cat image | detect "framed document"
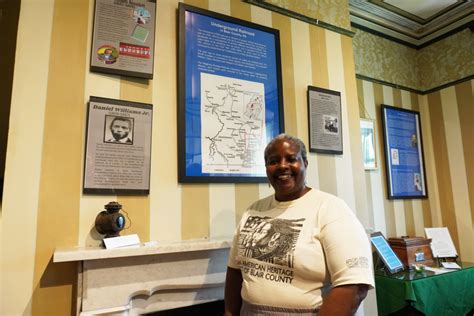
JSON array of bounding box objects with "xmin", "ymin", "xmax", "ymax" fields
[
  {"xmin": 370, "ymin": 232, "xmax": 405, "ymax": 274},
  {"xmin": 83, "ymin": 96, "xmax": 153, "ymax": 194},
  {"xmin": 178, "ymin": 4, "xmax": 284, "ymax": 183},
  {"xmin": 360, "ymin": 118, "xmax": 377, "ymax": 170},
  {"xmin": 381, "ymin": 104, "xmax": 427, "ymax": 199},
  {"xmin": 90, "ymin": 0, "xmax": 156, "ymax": 79},
  {"xmin": 307, "ymin": 86, "xmax": 343, "ymax": 154}
]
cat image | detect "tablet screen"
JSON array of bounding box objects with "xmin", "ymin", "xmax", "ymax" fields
[{"xmin": 370, "ymin": 232, "xmax": 404, "ymax": 274}]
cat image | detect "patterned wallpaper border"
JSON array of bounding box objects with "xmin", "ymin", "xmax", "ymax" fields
[
  {"xmin": 356, "ymin": 74, "xmax": 474, "ymax": 95},
  {"xmin": 353, "ymin": 27, "xmax": 474, "ymax": 92},
  {"xmin": 244, "ymin": 0, "xmax": 354, "ymax": 37}
]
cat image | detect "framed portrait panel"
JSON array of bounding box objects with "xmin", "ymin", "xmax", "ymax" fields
[
  {"xmin": 381, "ymin": 104, "xmax": 428, "ymax": 199},
  {"xmin": 178, "ymin": 3, "xmax": 284, "ymax": 183},
  {"xmin": 307, "ymin": 86, "xmax": 343, "ymax": 154},
  {"xmin": 83, "ymin": 96, "xmax": 153, "ymax": 195}
]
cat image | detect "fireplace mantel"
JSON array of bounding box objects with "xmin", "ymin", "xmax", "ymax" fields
[{"xmin": 54, "ymin": 238, "xmax": 232, "ymax": 315}]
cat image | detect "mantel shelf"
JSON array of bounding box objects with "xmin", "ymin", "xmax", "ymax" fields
[{"xmin": 53, "ymin": 238, "xmax": 232, "ymax": 263}]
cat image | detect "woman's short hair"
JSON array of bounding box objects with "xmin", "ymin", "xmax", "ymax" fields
[{"xmin": 264, "ymin": 133, "xmax": 308, "ymax": 163}]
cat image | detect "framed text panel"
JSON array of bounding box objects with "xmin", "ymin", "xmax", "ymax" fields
[
  {"xmin": 83, "ymin": 96, "xmax": 153, "ymax": 195},
  {"xmin": 307, "ymin": 86, "xmax": 343, "ymax": 154},
  {"xmin": 381, "ymin": 104, "xmax": 428, "ymax": 199},
  {"xmin": 178, "ymin": 3, "xmax": 284, "ymax": 183}
]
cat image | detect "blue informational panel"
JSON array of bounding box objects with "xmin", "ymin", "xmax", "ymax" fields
[
  {"xmin": 370, "ymin": 232, "xmax": 404, "ymax": 274},
  {"xmin": 178, "ymin": 3, "xmax": 284, "ymax": 183},
  {"xmin": 381, "ymin": 104, "xmax": 428, "ymax": 199}
]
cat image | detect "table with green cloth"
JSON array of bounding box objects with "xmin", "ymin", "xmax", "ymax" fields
[{"xmin": 375, "ymin": 262, "xmax": 474, "ymax": 316}]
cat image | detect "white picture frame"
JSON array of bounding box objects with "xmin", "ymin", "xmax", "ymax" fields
[{"xmin": 360, "ymin": 118, "xmax": 377, "ymax": 170}]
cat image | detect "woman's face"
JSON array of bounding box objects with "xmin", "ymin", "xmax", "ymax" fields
[{"xmin": 265, "ymin": 139, "xmax": 308, "ymax": 201}]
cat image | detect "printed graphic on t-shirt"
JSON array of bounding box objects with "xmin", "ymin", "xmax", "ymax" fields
[{"xmin": 238, "ymin": 216, "xmax": 304, "ymax": 268}]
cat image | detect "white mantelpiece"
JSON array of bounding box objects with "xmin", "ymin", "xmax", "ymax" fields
[{"xmin": 54, "ymin": 239, "xmax": 232, "ymax": 315}]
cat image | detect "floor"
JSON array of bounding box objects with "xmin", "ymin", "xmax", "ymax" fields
[{"xmin": 149, "ymin": 300, "xmax": 225, "ymax": 316}]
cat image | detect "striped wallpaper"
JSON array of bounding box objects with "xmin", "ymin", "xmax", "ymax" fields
[
  {"xmin": 357, "ymin": 78, "xmax": 474, "ymax": 263},
  {"xmin": 2, "ymin": 0, "xmax": 471, "ymax": 315}
]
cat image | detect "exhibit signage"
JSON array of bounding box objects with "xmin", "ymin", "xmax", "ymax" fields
[
  {"xmin": 307, "ymin": 86, "xmax": 343, "ymax": 154},
  {"xmin": 381, "ymin": 104, "xmax": 427, "ymax": 199},
  {"xmin": 178, "ymin": 4, "xmax": 284, "ymax": 183},
  {"xmin": 90, "ymin": 0, "xmax": 156, "ymax": 79},
  {"xmin": 83, "ymin": 96, "xmax": 153, "ymax": 194}
]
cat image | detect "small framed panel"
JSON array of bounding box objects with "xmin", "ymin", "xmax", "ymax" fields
[
  {"xmin": 360, "ymin": 118, "xmax": 377, "ymax": 170},
  {"xmin": 370, "ymin": 232, "xmax": 405, "ymax": 274},
  {"xmin": 307, "ymin": 86, "xmax": 343, "ymax": 154},
  {"xmin": 381, "ymin": 104, "xmax": 428, "ymax": 199},
  {"xmin": 178, "ymin": 3, "xmax": 284, "ymax": 183},
  {"xmin": 90, "ymin": 0, "xmax": 156, "ymax": 79},
  {"xmin": 83, "ymin": 96, "xmax": 153, "ymax": 195}
]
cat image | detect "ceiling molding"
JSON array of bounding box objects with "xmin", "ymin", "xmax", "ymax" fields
[{"xmin": 349, "ymin": 0, "xmax": 474, "ymax": 47}]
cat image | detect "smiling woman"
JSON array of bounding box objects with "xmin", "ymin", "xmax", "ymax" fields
[
  {"xmin": 264, "ymin": 134, "xmax": 310, "ymax": 202},
  {"xmin": 224, "ymin": 133, "xmax": 375, "ymax": 316}
]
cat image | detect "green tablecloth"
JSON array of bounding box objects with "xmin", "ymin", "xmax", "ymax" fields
[{"xmin": 375, "ymin": 263, "xmax": 474, "ymax": 316}]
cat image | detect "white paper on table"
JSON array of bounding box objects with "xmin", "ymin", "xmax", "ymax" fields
[
  {"xmin": 424, "ymin": 267, "xmax": 454, "ymax": 274},
  {"xmin": 441, "ymin": 262, "xmax": 461, "ymax": 269},
  {"xmin": 424, "ymin": 227, "xmax": 458, "ymax": 258}
]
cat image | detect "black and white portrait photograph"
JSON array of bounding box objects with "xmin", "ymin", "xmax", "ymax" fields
[{"xmin": 104, "ymin": 115, "xmax": 134, "ymax": 145}]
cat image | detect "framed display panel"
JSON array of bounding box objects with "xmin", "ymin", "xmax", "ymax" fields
[
  {"xmin": 370, "ymin": 232, "xmax": 405, "ymax": 274},
  {"xmin": 90, "ymin": 0, "xmax": 156, "ymax": 79},
  {"xmin": 178, "ymin": 3, "xmax": 284, "ymax": 183},
  {"xmin": 381, "ymin": 104, "xmax": 428, "ymax": 199},
  {"xmin": 360, "ymin": 118, "xmax": 377, "ymax": 170},
  {"xmin": 307, "ymin": 86, "xmax": 343, "ymax": 154},
  {"xmin": 83, "ymin": 96, "xmax": 153, "ymax": 195}
]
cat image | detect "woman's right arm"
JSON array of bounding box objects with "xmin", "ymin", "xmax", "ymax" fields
[{"xmin": 224, "ymin": 266, "xmax": 243, "ymax": 316}]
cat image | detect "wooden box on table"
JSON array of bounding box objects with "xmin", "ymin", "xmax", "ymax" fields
[{"xmin": 388, "ymin": 236, "xmax": 434, "ymax": 267}]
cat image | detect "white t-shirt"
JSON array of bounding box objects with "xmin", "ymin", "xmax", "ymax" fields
[{"xmin": 227, "ymin": 188, "xmax": 374, "ymax": 309}]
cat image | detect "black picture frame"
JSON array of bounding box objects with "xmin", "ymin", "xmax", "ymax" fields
[
  {"xmin": 381, "ymin": 104, "xmax": 428, "ymax": 199},
  {"xmin": 90, "ymin": 0, "xmax": 156, "ymax": 79},
  {"xmin": 370, "ymin": 232, "xmax": 405, "ymax": 274},
  {"xmin": 178, "ymin": 3, "xmax": 284, "ymax": 183},
  {"xmin": 307, "ymin": 86, "xmax": 343, "ymax": 154},
  {"xmin": 83, "ymin": 96, "xmax": 153, "ymax": 195}
]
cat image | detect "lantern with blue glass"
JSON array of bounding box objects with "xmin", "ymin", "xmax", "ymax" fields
[{"xmin": 95, "ymin": 201, "xmax": 126, "ymax": 238}]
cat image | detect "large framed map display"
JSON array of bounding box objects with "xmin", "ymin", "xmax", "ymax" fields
[
  {"xmin": 381, "ymin": 104, "xmax": 428, "ymax": 199},
  {"xmin": 178, "ymin": 4, "xmax": 284, "ymax": 183}
]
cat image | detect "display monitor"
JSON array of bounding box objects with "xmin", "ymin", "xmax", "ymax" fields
[{"xmin": 370, "ymin": 232, "xmax": 405, "ymax": 274}]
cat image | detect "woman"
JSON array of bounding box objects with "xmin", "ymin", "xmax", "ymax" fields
[{"xmin": 225, "ymin": 134, "xmax": 374, "ymax": 316}]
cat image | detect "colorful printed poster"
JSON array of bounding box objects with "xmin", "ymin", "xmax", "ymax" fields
[{"xmin": 90, "ymin": 0, "xmax": 156, "ymax": 79}]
